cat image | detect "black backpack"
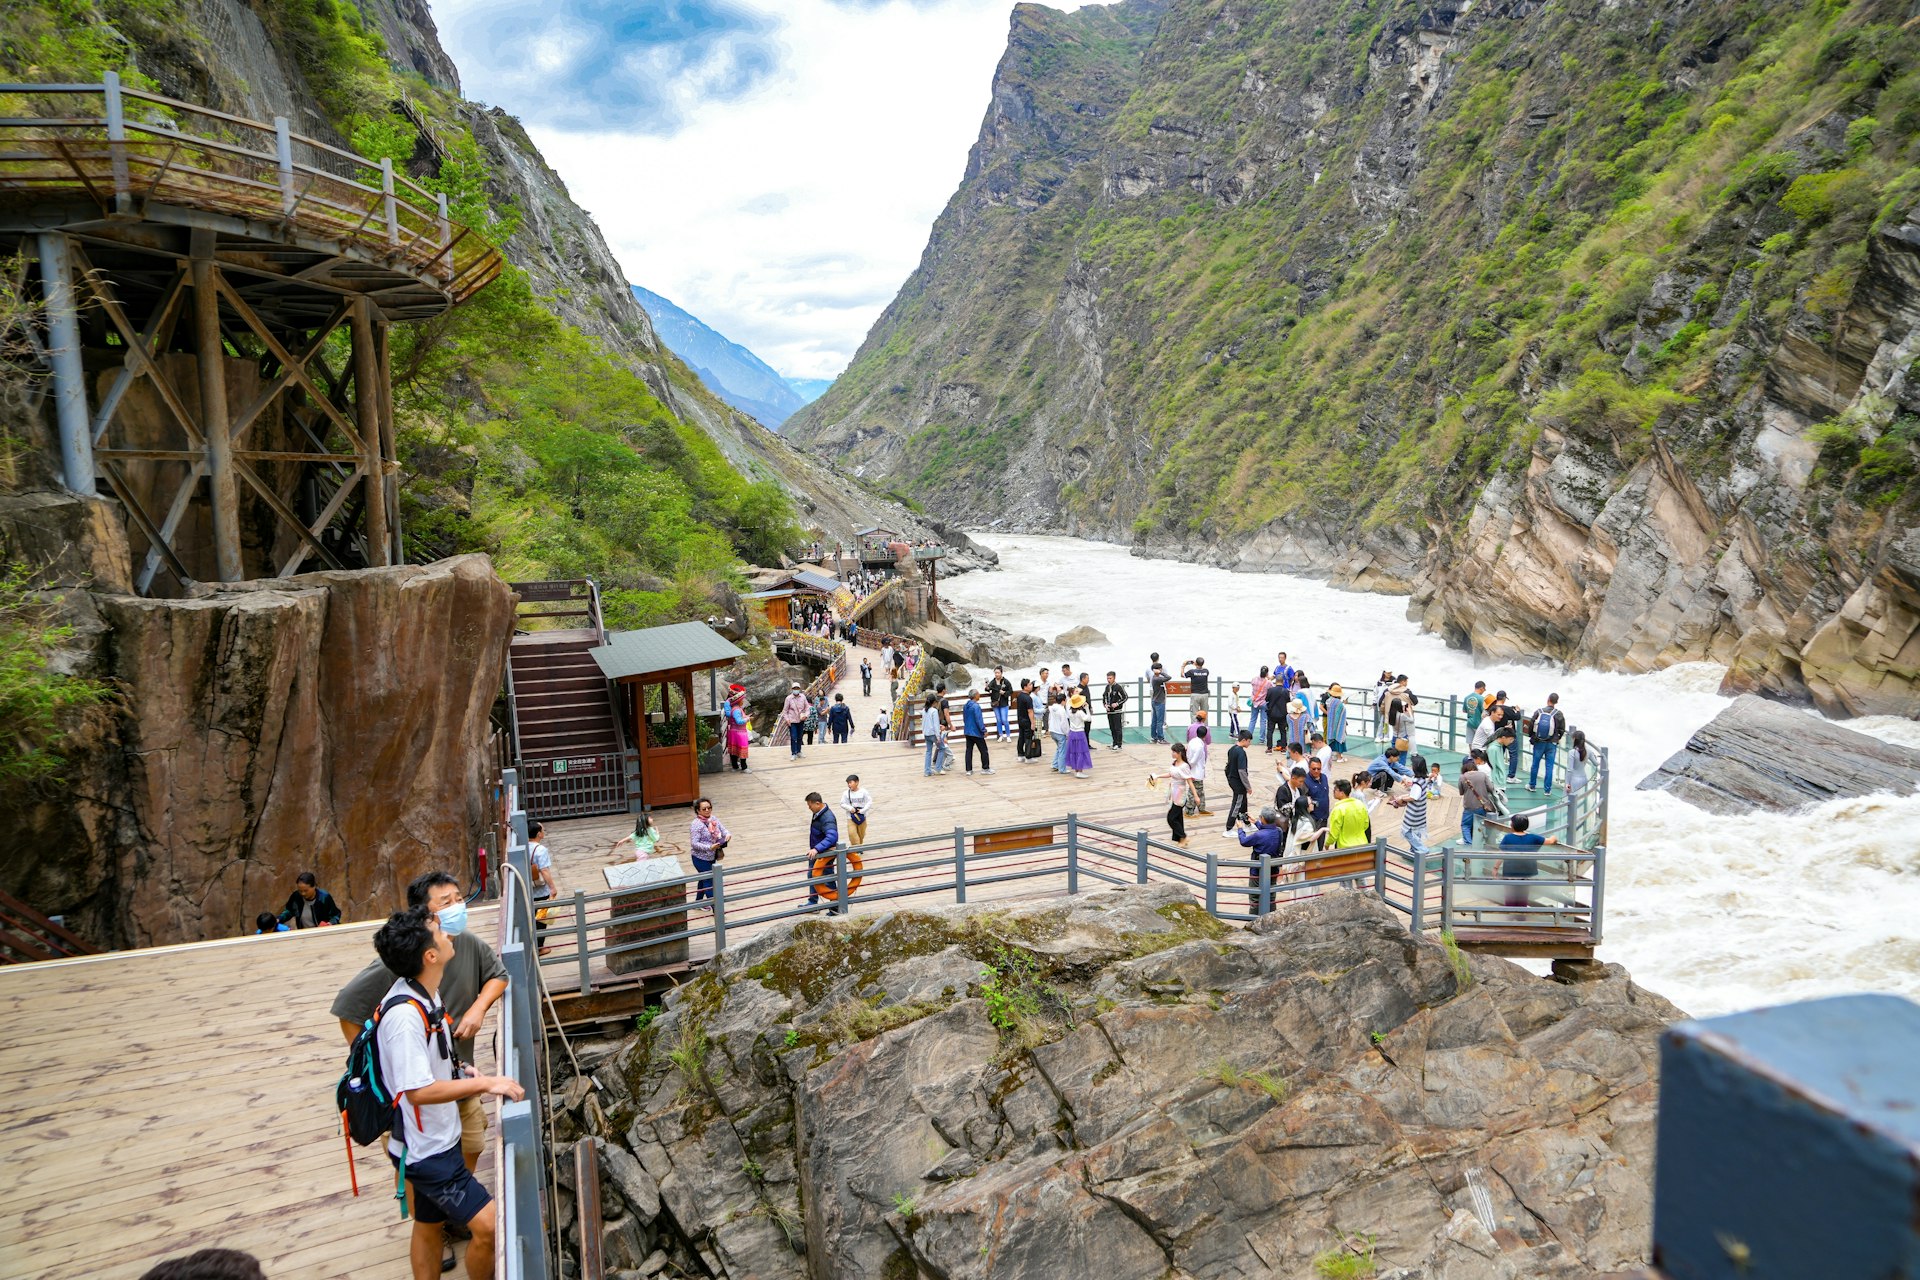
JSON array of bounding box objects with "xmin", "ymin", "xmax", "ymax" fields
[{"xmin": 336, "ymin": 982, "xmax": 453, "ymax": 1207}]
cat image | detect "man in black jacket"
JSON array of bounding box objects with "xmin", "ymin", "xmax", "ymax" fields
[
  {"xmin": 985, "ymin": 668, "xmax": 1014, "ymax": 740},
  {"xmin": 1224, "ymin": 729, "xmax": 1253, "ymax": 829},
  {"xmin": 1101, "ymin": 671, "xmax": 1128, "ymax": 750},
  {"xmin": 277, "ymin": 871, "xmax": 340, "ymax": 929},
  {"xmin": 1262, "ymin": 678, "xmax": 1291, "ymax": 754}
]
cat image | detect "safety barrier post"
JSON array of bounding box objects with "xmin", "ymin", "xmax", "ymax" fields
[
  {"xmin": 1205, "ymin": 852, "xmax": 1218, "ymax": 916},
  {"xmin": 1408, "ymin": 843, "xmax": 1426, "ymax": 934},
  {"xmin": 1066, "ymin": 814, "xmax": 1079, "ymax": 895},
  {"xmin": 380, "ymin": 157, "xmax": 399, "ymax": 245},
  {"xmin": 1135, "ymin": 830, "xmax": 1149, "ymax": 884},
  {"xmin": 835, "ymin": 846, "xmax": 851, "ymax": 907},
  {"xmin": 103, "ymin": 70, "xmax": 130, "ymax": 211},
  {"xmin": 572, "ymin": 889, "xmax": 590, "ymax": 996},
  {"xmin": 1591, "ymin": 844, "xmax": 1606, "ymax": 943},
  {"xmin": 1448, "ymin": 695, "xmax": 1459, "ymax": 752},
  {"xmin": 1258, "ymin": 855, "xmax": 1272, "ymax": 917},
  {"xmin": 711, "ymin": 863, "xmax": 727, "ymax": 952},
  {"xmin": 954, "ymin": 828, "xmax": 967, "ymax": 903},
  {"xmin": 1439, "ymin": 849, "xmax": 1454, "ymax": 934},
  {"xmin": 1373, "ymin": 837, "xmax": 1387, "ymax": 901},
  {"xmin": 274, "ymin": 116, "xmax": 295, "ymax": 215}
]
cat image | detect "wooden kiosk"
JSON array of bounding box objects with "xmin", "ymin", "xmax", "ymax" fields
[{"xmin": 587, "ymin": 622, "xmax": 744, "ymax": 811}]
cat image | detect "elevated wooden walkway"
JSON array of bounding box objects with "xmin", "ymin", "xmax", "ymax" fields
[{"xmin": 0, "ymin": 917, "xmax": 499, "ymax": 1280}]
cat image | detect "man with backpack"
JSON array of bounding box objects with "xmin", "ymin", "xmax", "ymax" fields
[
  {"xmin": 333, "ymin": 871, "xmax": 509, "ymax": 1207},
  {"xmin": 1528, "ymin": 692, "xmax": 1567, "ymax": 793},
  {"xmin": 363, "ymin": 906, "xmax": 524, "ymax": 1279}
]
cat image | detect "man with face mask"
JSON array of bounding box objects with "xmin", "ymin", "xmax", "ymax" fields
[{"xmin": 332, "ymin": 871, "xmax": 509, "ymax": 1190}]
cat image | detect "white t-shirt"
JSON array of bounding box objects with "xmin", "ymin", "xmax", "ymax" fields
[
  {"xmin": 841, "ymin": 787, "xmax": 873, "ymax": 819},
  {"xmin": 375, "ymin": 978, "xmax": 460, "ymax": 1160},
  {"xmin": 530, "ymin": 840, "xmax": 553, "ymax": 900}
]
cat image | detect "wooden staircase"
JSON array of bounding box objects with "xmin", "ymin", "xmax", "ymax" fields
[
  {"xmin": 508, "ymin": 632, "xmax": 621, "ymax": 762},
  {"xmin": 505, "ymin": 580, "xmax": 631, "ymax": 818},
  {"xmin": 0, "ymin": 887, "xmax": 100, "ymax": 964}
]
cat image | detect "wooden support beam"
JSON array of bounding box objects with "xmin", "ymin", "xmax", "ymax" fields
[
  {"xmin": 135, "ymin": 459, "xmax": 207, "ymax": 595},
  {"xmin": 349, "ymin": 296, "xmax": 389, "ymax": 566},
  {"xmin": 100, "ymin": 460, "xmax": 194, "ymax": 587},
  {"xmin": 190, "ymin": 249, "xmax": 242, "ymax": 582},
  {"xmin": 212, "ymin": 273, "xmax": 362, "ymax": 454}
]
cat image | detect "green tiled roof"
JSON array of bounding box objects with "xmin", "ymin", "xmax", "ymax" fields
[{"xmin": 588, "ymin": 622, "xmax": 743, "ymax": 681}]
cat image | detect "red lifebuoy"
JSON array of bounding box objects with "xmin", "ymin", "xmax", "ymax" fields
[{"xmin": 811, "ymin": 849, "xmax": 865, "ymax": 900}]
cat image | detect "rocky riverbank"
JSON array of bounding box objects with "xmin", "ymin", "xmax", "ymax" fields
[{"xmin": 549, "ymin": 887, "xmax": 1679, "ymax": 1279}]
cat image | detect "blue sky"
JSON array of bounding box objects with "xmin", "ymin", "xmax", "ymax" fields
[{"xmin": 432, "ymin": 0, "xmax": 1069, "ymax": 380}]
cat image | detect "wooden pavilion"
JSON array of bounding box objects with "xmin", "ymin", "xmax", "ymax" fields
[{"xmin": 588, "ymin": 622, "xmax": 743, "ymax": 810}]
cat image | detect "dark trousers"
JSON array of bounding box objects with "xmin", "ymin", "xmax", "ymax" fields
[
  {"xmin": 1107, "ymin": 711, "xmax": 1125, "ymax": 748},
  {"xmin": 965, "ymin": 735, "xmax": 990, "ymax": 771},
  {"xmin": 832, "ymin": 726, "xmax": 849, "ymax": 743},
  {"xmin": 1166, "ymin": 804, "xmax": 1186, "ymax": 843},
  {"xmin": 1225, "ymin": 786, "xmax": 1250, "ymax": 829},
  {"xmin": 1264, "ymin": 714, "xmax": 1283, "ymax": 751},
  {"xmin": 691, "ymin": 853, "xmax": 714, "ymax": 902},
  {"xmin": 788, "ymin": 724, "xmax": 802, "ymax": 756},
  {"xmin": 862, "ymin": 675, "xmax": 872, "ymax": 695}
]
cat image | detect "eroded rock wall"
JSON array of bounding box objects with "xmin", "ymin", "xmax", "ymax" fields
[{"xmin": 556, "ymin": 887, "xmax": 1680, "ymax": 1280}]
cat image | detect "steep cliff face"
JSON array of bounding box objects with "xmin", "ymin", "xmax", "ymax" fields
[{"xmin": 788, "ymin": 0, "xmax": 1920, "ymax": 715}]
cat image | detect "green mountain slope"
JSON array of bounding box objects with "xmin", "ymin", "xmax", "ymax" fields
[{"xmin": 786, "ymin": 0, "xmax": 1920, "ymax": 713}]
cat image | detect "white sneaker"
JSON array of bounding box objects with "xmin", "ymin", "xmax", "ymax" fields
[{"xmin": 983, "ymin": 768, "xmax": 996, "ymax": 775}]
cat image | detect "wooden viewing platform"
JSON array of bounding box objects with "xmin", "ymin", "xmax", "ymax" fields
[
  {"xmin": 533, "ymin": 641, "xmax": 1605, "ymax": 1018},
  {"xmin": 0, "ymin": 917, "xmax": 502, "ymax": 1280}
]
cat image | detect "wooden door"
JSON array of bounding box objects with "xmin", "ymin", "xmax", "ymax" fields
[
  {"xmin": 766, "ymin": 597, "xmax": 790, "ymax": 629},
  {"xmin": 638, "ymin": 674, "xmax": 699, "ymax": 808}
]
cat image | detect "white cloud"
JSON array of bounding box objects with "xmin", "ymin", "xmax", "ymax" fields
[{"xmin": 432, "ymin": 0, "xmax": 1051, "ymax": 381}]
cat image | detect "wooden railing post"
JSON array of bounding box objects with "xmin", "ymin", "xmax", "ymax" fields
[
  {"xmin": 103, "ymin": 70, "xmax": 131, "ymax": 213},
  {"xmin": 953, "ymin": 827, "xmax": 966, "ymax": 904},
  {"xmin": 711, "ymin": 863, "xmax": 727, "ymax": 951},
  {"xmin": 274, "ymin": 116, "xmax": 295, "ymax": 216},
  {"xmin": 1066, "ymin": 814, "xmax": 1079, "ymax": 895},
  {"xmin": 572, "ymin": 889, "xmax": 590, "ymax": 996},
  {"xmin": 1136, "ymin": 830, "xmax": 1149, "ymax": 884}
]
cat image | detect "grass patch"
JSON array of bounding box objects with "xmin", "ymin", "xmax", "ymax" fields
[
  {"xmin": 1313, "ymin": 1232, "xmax": 1379, "ymax": 1278},
  {"xmin": 1441, "ymin": 931, "xmax": 1474, "ymax": 989}
]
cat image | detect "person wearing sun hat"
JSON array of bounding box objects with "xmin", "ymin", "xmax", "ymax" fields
[
  {"xmin": 724, "ymin": 684, "xmax": 752, "ymax": 771},
  {"xmin": 1321, "ymin": 682, "xmax": 1348, "ymax": 754},
  {"xmin": 1064, "ymin": 692, "xmax": 1094, "ymax": 777}
]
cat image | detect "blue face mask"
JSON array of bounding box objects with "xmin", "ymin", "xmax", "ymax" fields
[{"xmin": 437, "ymin": 900, "xmax": 468, "ymax": 936}]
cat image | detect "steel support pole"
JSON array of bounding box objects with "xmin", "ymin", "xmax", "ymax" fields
[
  {"xmin": 1066, "ymin": 813, "xmax": 1079, "ymax": 896},
  {"xmin": 350, "ymin": 297, "xmax": 391, "ymax": 565},
  {"xmin": 953, "ymin": 828, "xmax": 966, "ymax": 903},
  {"xmin": 711, "ymin": 864, "xmax": 727, "ymax": 951},
  {"xmin": 35, "ymin": 233, "xmax": 95, "ymax": 497},
  {"xmin": 191, "ymin": 254, "xmax": 243, "ymax": 581}
]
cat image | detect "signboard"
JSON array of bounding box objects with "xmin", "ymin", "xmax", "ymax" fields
[{"xmin": 547, "ymin": 756, "xmax": 602, "ymax": 776}]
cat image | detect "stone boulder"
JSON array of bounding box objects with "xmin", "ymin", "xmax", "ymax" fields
[
  {"xmin": 0, "ymin": 554, "xmax": 515, "ymax": 947},
  {"xmin": 568, "ymin": 887, "xmax": 1680, "ymax": 1280},
  {"xmin": 1637, "ymin": 695, "xmax": 1920, "ymax": 814},
  {"xmin": 1054, "ymin": 624, "xmax": 1109, "ymax": 647}
]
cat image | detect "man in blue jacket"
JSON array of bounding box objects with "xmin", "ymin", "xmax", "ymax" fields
[
  {"xmin": 1235, "ymin": 807, "xmax": 1286, "ymax": 906},
  {"xmin": 1365, "ymin": 746, "xmax": 1414, "ymax": 788},
  {"xmin": 961, "ymin": 692, "xmax": 994, "ymax": 775},
  {"xmin": 805, "ymin": 791, "xmax": 843, "ymax": 914}
]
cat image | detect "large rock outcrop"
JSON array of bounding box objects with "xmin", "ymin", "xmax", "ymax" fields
[
  {"xmin": 558, "ymin": 887, "xmax": 1680, "ymax": 1279},
  {"xmin": 786, "ymin": 0, "xmax": 1920, "ymax": 717},
  {"xmin": 0, "ymin": 537, "xmax": 514, "ymax": 947},
  {"xmin": 1636, "ymin": 694, "xmax": 1920, "ymax": 814}
]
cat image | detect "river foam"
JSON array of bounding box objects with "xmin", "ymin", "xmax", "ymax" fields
[{"xmin": 940, "ymin": 533, "xmax": 1920, "ymax": 1016}]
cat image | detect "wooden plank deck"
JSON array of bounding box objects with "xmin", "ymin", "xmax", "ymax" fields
[
  {"xmin": 536, "ymin": 646, "xmax": 1475, "ymax": 998},
  {"xmin": 0, "ymin": 914, "xmax": 501, "ymax": 1280}
]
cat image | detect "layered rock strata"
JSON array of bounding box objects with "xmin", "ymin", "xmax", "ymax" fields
[{"xmin": 556, "ymin": 887, "xmax": 1680, "ymax": 1279}]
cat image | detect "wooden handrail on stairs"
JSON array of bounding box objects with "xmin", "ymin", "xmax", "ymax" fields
[{"xmin": 0, "ymin": 887, "xmax": 100, "ymax": 964}]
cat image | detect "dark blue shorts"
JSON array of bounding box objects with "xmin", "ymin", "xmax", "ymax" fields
[{"xmin": 394, "ymin": 1143, "xmax": 491, "ymax": 1227}]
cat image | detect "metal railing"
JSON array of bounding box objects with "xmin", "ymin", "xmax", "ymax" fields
[
  {"xmin": 538, "ymin": 807, "xmax": 1607, "ymax": 996},
  {"xmin": 0, "ymin": 75, "xmax": 503, "ymax": 301},
  {"xmin": 495, "ymin": 771, "xmax": 552, "ymax": 1280}
]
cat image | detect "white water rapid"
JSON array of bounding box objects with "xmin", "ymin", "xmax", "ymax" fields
[{"xmin": 939, "ymin": 533, "xmax": 1920, "ymax": 1016}]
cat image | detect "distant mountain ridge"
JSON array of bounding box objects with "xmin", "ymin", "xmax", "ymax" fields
[
  {"xmin": 631, "ymin": 286, "xmax": 806, "ymax": 427},
  {"xmin": 785, "ymin": 377, "xmax": 834, "ymax": 406}
]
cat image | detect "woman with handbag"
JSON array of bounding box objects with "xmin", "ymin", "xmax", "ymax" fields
[
  {"xmin": 1148, "ymin": 742, "xmax": 1197, "ymax": 847},
  {"xmin": 689, "ymin": 799, "xmax": 728, "ymax": 904}
]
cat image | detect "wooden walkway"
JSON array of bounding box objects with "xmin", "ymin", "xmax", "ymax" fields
[
  {"xmin": 0, "ymin": 915, "xmax": 499, "ymax": 1280},
  {"xmin": 538, "ymin": 646, "xmax": 1470, "ymax": 996}
]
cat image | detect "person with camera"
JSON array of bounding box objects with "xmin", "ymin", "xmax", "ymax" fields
[
  {"xmin": 841, "ymin": 774, "xmax": 874, "ymax": 845},
  {"xmin": 689, "ymin": 798, "xmax": 728, "ymax": 904}
]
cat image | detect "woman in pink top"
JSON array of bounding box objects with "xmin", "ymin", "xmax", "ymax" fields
[
  {"xmin": 689, "ymin": 799, "xmax": 729, "ymax": 903},
  {"xmin": 1147, "ymin": 742, "xmax": 1196, "ymax": 847},
  {"xmin": 1250, "ymin": 667, "xmax": 1272, "ymax": 749}
]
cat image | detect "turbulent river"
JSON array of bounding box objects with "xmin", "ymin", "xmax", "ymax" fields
[{"xmin": 939, "ymin": 533, "xmax": 1920, "ymax": 1017}]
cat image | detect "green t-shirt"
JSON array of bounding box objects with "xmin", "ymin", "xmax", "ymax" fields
[{"xmin": 331, "ymin": 928, "xmax": 508, "ymax": 1062}]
